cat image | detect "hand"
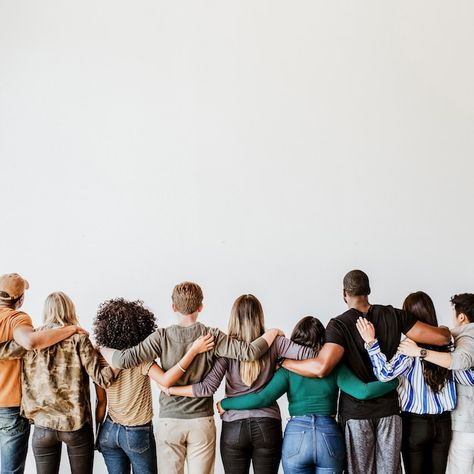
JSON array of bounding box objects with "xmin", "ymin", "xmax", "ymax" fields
[
  {"xmin": 73, "ymin": 325, "xmax": 89, "ymax": 337},
  {"xmin": 270, "ymin": 328, "xmax": 285, "ymax": 337},
  {"xmin": 216, "ymin": 401, "xmax": 225, "ymax": 416},
  {"xmin": 191, "ymin": 334, "xmax": 215, "ymax": 354},
  {"xmin": 398, "ymin": 338, "xmax": 420, "ymax": 357},
  {"xmin": 356, "ymin": 317, "xmax": 376, "ymax": 344}
]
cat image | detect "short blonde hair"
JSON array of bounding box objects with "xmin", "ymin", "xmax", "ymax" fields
[
  {"xmin": 172, "ymin": 282, "xmax": 203, "ymax": 315},
  {"xmin": 43, "ymin": 292, "xmax": 79, "ymax": 326}
]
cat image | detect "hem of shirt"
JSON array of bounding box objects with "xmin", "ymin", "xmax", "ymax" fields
[
  {"xmin": 158, "ymin": 411, "xmax": 214, "ymax": 419},
  {"xmin": 108, "ymin": 415, "xmax": 154, "ymax": 426}
]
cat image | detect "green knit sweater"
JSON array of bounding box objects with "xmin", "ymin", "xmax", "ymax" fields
[{"xmin": 220, "ymin": 364, "xmax": 397, "ymax": 416}]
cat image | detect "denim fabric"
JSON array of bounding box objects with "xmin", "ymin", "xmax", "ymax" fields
[
  {"xmin": 32, "ymin": 423, "xmax": 94, "ymax": 474},
  {"xmin": 220, "ymin": 417, "xmax": 282, "ymax": 474},
  {"xmin": 98, "ymin": 416, "xmax": 157, "ymax": 474},
  {"xmin": 0, "ymin": 407, "xmax": 30, "ymax": 474},
  {"xmin": 282, "ymin": 415, "xmax": 344, "ymax": 474}
]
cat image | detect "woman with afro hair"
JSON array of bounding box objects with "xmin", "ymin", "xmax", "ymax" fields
[{"xmin": 93, "ymin": 298, "xmax": 214, "ymax": 474}]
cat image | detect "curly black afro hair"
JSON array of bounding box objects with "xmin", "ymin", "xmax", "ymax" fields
[{"xmin": 93, "ymin": 298, "xmax": 157, "ymax": 350}]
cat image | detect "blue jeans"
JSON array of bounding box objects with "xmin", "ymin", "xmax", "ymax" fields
[
  {"xmin": 98, "ymin": 417, "xmax": 157, "ymax": 474},
  {"xmin": 282, "ymin": 415, "xmax": 344, "ymax": 474},
  {"xmin": 0, "ymin": 407, "xmax": 30, "ymax": 474}
]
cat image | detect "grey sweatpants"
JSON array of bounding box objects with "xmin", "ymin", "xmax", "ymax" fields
[{"xmin": 343, "ymin": 414, "xmax": 402, "ymax": 474}]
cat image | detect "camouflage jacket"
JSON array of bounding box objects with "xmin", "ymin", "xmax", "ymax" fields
[{"xmin": 0, "ymin": 330, "xmax": 116, "ymax": 431}]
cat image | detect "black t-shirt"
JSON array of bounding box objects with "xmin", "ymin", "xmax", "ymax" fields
[{"xmin": 326, "ymin": 304, "xmax": 416, "ymax": 420}]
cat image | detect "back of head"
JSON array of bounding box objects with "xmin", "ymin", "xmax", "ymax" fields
[
  {"xmin": 403, "ymin": 291, "xmax": 449, "ymax": 392},
  {"xmin": 343, "ymin": 270, "xmax": 371, "ymax": 297},
  {"xmin": 228, "ymin": 294, "xmax": 265, "ymax": 387},
  {"xmin": 290, "ymin": 316, "xmax": 325, "ymax": 354},
  {"xmin": 0, "ymin": 273, "xmax": 29, "ymax": 309},
  {"xmin": 43, "ymin": 292, "xmax": 78, "ymax": 327},
  {"xmin": 402, "ymin": 291, "xmax": 438, "ymax": 326},
  {"xmin": 93, "ymin": 298, "xmax": 157, "ymax": 350},
  {"xmin": 451, "ymin": 293, "xmax": 474, "ymax": 323},
  {"xmin": 172, "ymin": 281, "xmax": 203, "ymax": 315}
]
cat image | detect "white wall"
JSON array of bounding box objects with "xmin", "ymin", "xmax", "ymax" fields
[{"xmin": 1, "ymin": 1, "xmax": 473, "ymax": 472}]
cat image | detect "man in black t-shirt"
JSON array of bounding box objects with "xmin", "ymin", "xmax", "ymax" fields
[{"xmin": 283, "ymin": 270, "xmax": 450, "ymax": 474}]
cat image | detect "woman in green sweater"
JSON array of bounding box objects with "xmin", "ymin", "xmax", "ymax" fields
[{"xmin": 218, "ymin": 316, "xmax": 397, "ymax": 474}]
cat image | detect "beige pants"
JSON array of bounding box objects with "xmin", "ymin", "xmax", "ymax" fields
[{"xmin": 156, "ymin": 416, "xmax": 216, "ymax": 474}]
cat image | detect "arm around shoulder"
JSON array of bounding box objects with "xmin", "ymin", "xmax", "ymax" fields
[{"xmin": 282, "ymin": 343, "xmax": 344, "ymax": 378}]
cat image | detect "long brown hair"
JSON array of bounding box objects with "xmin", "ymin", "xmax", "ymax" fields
[
  {"xmin": 228, "ymin": 294, "xmax": 266, "ymax": 387},
  {"xmin": 403, "ymin": 291, "xmax": 450, "ymax": 392}
]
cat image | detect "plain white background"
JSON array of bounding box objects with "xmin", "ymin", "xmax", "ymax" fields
[{"xmin": 1, "ymin": 1, "xmax": 474, "ymax": 473}]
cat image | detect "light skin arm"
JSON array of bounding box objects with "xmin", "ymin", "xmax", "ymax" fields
[
  {"xmin": 282, "ymin": 342, "xmax": 345, "ymax": 378},
  {"xmin": 147, "ymin": 334, "xmax": 215, "ymax": 389},
  {"xmin": 405, "ymin": 321, "xmax": 451, "ymax": 346},
  {"xmin": 13, "ymin": 324, "xmax": 89, "ymax": 351},
  {"xmin": 398, "ymin": 338, "xmax": 451, "ymax": 369}
]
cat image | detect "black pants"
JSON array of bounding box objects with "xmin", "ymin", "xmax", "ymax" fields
[
  {"xmin": 401, "ymin": 411, "xmax": 452, "ymax": 474},
  {"xmin": 32, "ymin": 423, "xmax": 94, "ymax": 474},
  {"xmin": 220, "ymin": 417, "xmax": 282, "ymax": 474}
]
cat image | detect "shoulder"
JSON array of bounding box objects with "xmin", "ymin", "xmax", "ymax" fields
[{"xmin": 9, "ymin": 310, "xmax": 33, "ymax": 329}]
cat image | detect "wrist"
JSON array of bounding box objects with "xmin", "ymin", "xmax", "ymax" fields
[{"xmin": 419, "ymin": 348, "xmax": 428, "ymax": 359}]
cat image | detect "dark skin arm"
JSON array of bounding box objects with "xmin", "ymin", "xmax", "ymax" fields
[
  {"xmin": 94, "ymin": 384, "xmax": 107, "ymax": 427},
  {"xmin": 282, "ymin": 342, "xmax": 345, "ymax": 378},
  {"xmin": 405, "ymin": 321, "xmax": 451, "ymax": 346}
]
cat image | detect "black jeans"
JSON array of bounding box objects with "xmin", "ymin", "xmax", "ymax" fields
[
  {"xmin": 401, "ymin": 411, "xmax": 452, "ymax": 474},
  {"xmin": 32, "ymin": 423, "xmax": 94, "ymax": 474},
  {"xmin": 220, "ymin": 417, "xmax": 282, "ymax": 474}
]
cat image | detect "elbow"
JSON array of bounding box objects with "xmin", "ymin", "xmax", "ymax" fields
[
  {"xmin": 439, "ymin": 328, "xmax": 451, "ymax": 345},
  {"xmin": 20, "ymin": 339, "xmax": 36, "ymax": 351}
]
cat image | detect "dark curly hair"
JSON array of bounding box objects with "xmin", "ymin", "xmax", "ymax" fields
[{"xmin": 93, "ymin": 298, "xmax": 157, "ymax": 350}]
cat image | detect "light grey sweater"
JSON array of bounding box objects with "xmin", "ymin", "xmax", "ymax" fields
[{"xmin": 450, "ymin": 323, "xmax": 474, "ymax": 432}]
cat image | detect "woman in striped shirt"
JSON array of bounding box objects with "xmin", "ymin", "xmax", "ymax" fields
[
  {"xmin": 93, "ymin": 298, "xmax": 214, "ymax": 474},
  {"xmin": 356, "ymin": 291, "xmax": 473, "ymax": 474}
]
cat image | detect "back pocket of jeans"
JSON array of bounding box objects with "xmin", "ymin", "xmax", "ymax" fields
[
  {"xmin": 282, "ymin": 431, "xmax": 304, "ymax": 459},
  {"xmin": 126, "ymin": 427, "xmax": 150, "ymax": 454},
  {"xmin": 321, "ymin": 432, "xmax": 345, "ymax": 460}
]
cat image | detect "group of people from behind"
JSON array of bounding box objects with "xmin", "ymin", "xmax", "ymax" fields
[{"xmin": 0, "ymin": 270, "xmax": 473, "ymax": 474}]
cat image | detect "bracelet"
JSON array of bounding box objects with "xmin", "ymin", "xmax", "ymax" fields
[{"xmin": 177, "ymin": 362, "xmax": 186, "ymax": 373}]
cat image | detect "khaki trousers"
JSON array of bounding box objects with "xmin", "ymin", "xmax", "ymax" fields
[{"xmin": 156, "ymin": 416, "xmax": 216, "ymax": 474}]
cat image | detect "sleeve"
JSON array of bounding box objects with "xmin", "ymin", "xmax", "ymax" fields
[
  {"xmin": 141, "ymin": 361, "xmax": 155, "ymax": 376},
  {"xmin": 449, "ymin": 332, "xmax": 474, "ymax": 371},
  {"xmin": 324, "ymin": 319, "xmax": 346, "ymax": 347},
  {"xmin": 365, "ymin": 340, "xmax": 413, "ymax": 381},
  {"xmin": 213, "ymin": 329, "xmax": 269, "ymax": 361},
  {"xmin": 220, "ymin": 368, "xmax": 289, "ymax": 411},
  {"xmin": 0, "ymin": 339, "xmax": 27, "ymax": 360},
  {"xmin": 111, "ymin": 329, "xmax": 163, "ymax": 369},
  {"xmin": 396, "ymin": 308, "xmax": 417, "ymax": 335},
  {"xmin": 10, "ymin": 312, "xmax": 33, "ymax": 331},
  {"xmin": 79, "ymin": 336, "xmax": 116, "ymax": 388},
  {"xmin": 274, "ymin": 336, "xmax": 315, "ymax": 360},
  {"xmin": 453, "ymin": 369, "xmax": 474, "ymax": 386},
  {"xmin": 336, "ymin": 363, "xmax": 398, "ymax": 400},
  {"xmin": 192, "ymin": 358, "xmax": 229, "ymax": 397}
]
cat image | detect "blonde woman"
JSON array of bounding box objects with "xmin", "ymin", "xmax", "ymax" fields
[
  {"xmin": 164, "ymin": 294, "xmax": 314, "ymax": 474},
  {"xmin": 0, "ymin": 292, "xmax": 116, "ymax": 474}
]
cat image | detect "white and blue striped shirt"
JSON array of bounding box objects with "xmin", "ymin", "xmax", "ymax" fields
[{"xmin": 366, "ymin": 340, "xmax": 474, "ymax": 415}]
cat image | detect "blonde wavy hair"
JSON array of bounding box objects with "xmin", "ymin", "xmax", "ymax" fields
[
  {"xmin": 43, "ymin": 292, "xmax": 79, "ymax": 326},
  {"xmin": 228, "ymin": 294, "xmax": 266, "ymax": 387}
]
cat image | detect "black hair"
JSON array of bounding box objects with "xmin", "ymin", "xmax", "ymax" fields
[
  {"xmin": 451, "ymin": 293, "xmax": 474, "ymax": 323},
  {"xmin": 343, "ymin": 270, "xmax": 371, "ymax": 297},
  {"xmin": 93, "ymin": 298, "xmax": 157, "ymax": 350},
  {"xmin": 290, "ymin": 316, "xmax": 325, "ymax": 353},
  {"xmin": 403, "ymin": 291, "xmax": 450, "ymax": 392}
]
